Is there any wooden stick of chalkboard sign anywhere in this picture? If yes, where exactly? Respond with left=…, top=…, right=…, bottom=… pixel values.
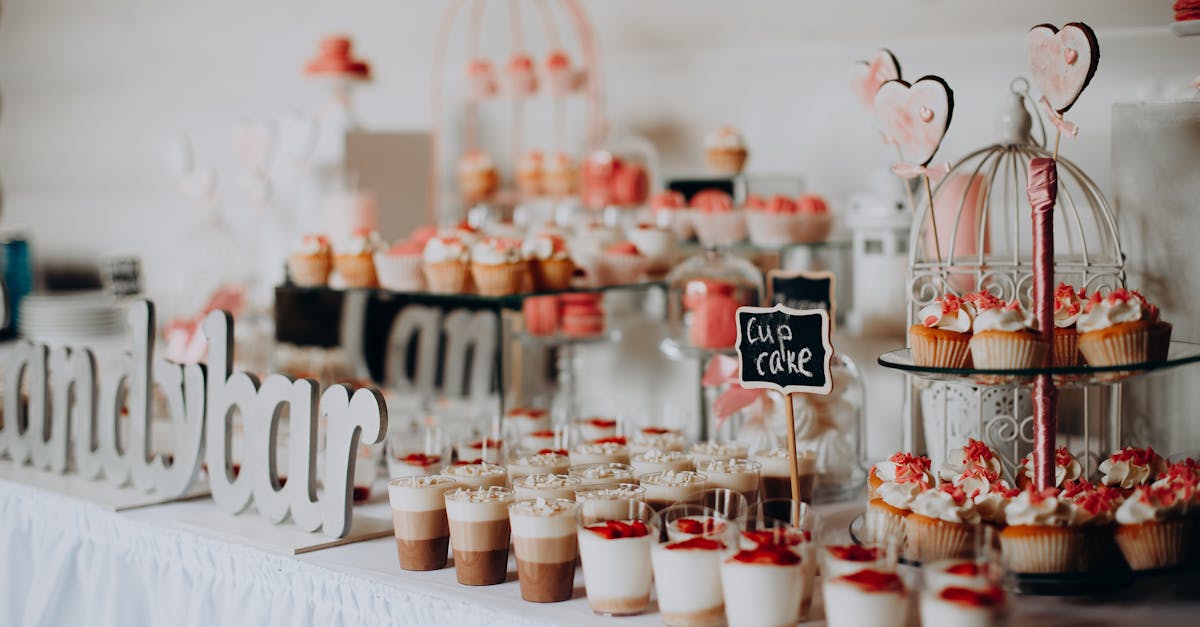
left=734, top=304, right=834, bottom=505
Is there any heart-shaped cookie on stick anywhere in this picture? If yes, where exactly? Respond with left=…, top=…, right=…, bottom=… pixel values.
left=874, top=76, right=954, bottom=168
left=1026, top=23, right=1099, bottom=114
left=850, top=49, right=902, bottom=110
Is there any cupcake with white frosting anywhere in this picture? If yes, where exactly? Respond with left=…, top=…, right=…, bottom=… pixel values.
left=968, top=295, right=1047, bottom=369
left=288, top=233, right=333, bottom=286
left=334, top=228, right=385, bottom=288
left=952, top=466, right=1017, bottom=525
left=1052, top=283, right=1086, bottom=366
left=704, top=125, right=748, bottom=175
left=470, top=237, right=528, bottom=296
left=521, top=233, right=574, bottom=291
left=1114, top=484, right=1191, bottom=570
left=1017, top=446, right=1083, bottom=489
left=998, top=487, right=1094, bottom=573
left=866, top=477, right=924, bottom=546
left=422, top=235, right=471, bottom=293
left=1099, top=446, right=1168, bottom=494
left=909, top=293, right=973, bottom=369
left=868, top=452, right=934, bottom=497
left=1077, top=289, right=1172, bottom=366
left=905, top=484, right=981, bottom=562
left=937, top=438, right=1003, bottom=484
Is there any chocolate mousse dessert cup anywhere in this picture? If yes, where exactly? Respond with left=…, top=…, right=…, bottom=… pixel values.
left=698, top=459, right=762, bottom=506
left=639, top=470, right=708, bottom=511
left=513, top=473, right=582, bottom=502
left=387, top=475, right=459, bottom=571
left=444, top=486, right=516, bottom=586
left=509, top=498, right=580, bottom=603
left=754, top=448, right=816, bottom=506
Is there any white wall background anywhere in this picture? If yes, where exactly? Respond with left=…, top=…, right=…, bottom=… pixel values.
left=2, top=0, right=1199, bottom=456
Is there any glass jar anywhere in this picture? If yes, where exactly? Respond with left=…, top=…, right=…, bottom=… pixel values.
left=661, top=248, right=764, bottom=357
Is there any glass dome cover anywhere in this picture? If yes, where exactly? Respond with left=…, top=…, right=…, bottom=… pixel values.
left=661, top=248, right=764, bottom=358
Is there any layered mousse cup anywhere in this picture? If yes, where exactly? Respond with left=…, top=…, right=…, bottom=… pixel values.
left=387, top=475, right=458, bottom=571
left=513, top=473, right=581, bottom=501
left=652, top=505, right=735, bottom=627
left=754, top=447, right=816, bottom=504
left=444, top=486, right=515, bottom=586
left=570, top=438, right=631, bottom=465
left=629, top=427, right=688, bottom=455
left=569, top=462, right=636, bottom=490
left=442, top=460, right=507, bottom=490
left=509, top=498, right=580, bottom=603
left=697, top=459, right=762, bottom=505
left=690, top=442, right=749, bottom=467
left=639, top=470, right=707, bottom=511
left=630, top=448, right=695, bottom=476
left=577, top=498, right=658, bottom=616
left=507, top=450, right=571, bottom=482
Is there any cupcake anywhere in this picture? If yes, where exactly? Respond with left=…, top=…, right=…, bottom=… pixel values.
left=704, top=125, right=748, bottom=175
left=937, top=438, right=1002, bottom=484
left=288, top=233, right=333, bottom=286
left=868, top=452, right=934, bottom=498
left=746, top=194, right=802, bottom=247
left=333, top=228, right=384, bottom=288
left=1099, top=447, right=1168, bottom=493
left=543, top=153, right=578, bottom=197
left=1052, top=283, right=1086, bottom=367
left=515, top=150, right=544, bottom=197
left=968, top=297, right=1047, bottom=369
left=1017, top=446, right=1083, bottom=489
left=905, top=484, right=981, bottom=562
left=1077, top=289, right=1171, bottom=366
left=908, top=293, right=973, bottom=369
left=1114, top=484, right=1191, bottom=570
left=689, top=189, right=745, bottom=247
left=470, top=237, right=528, bottom=296
left=650, top=190, right=694, bottom=240
left=593, top=242, right=648, bottom=286
left=1064, top=480, right=1127, bottom=571
left=999, top=487, right=1088, bottom=573
left=866, top=478, right=924, bottom=546
left=626, top=223, right=676, bottom=276
left=522, top=233, right=575, bottom=291
left=953, top=467, right=1017, bottom=526
left=457, top=150, right=499, bottom=203
left=794, top=194, right=834, bottom=244
left=374, top=240, right=425, bottom=291
left=422, top=235, right=471, bottom=294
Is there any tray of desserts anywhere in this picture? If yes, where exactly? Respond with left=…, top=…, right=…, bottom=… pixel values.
left=882, top=287, right=1200, bottom=387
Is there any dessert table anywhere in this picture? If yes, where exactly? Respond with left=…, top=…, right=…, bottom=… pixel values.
left=4, top=478, right=1200, bottom=627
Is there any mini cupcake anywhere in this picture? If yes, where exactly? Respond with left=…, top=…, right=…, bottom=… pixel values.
left=867, top=478, right=924, bottom=546
left=937, top=438, right=1003, bottom=484
left=374, top=240, right=425, bottom=291
left=543, top=153, right=578, bottom=197
left=745, top=194, right=802, bottom=247
left=953, top=466, right=1017, bottom=525
left=333, top=228, right=384, bottom=288
left=905, top=483, right=981, bottom=562
left=704, top=125, right=748, bottom=175
left=689, top=189, right=745, bottom=247
left=1114, top=484, right=1191, bottom=570
left=626, top=223, right=676, bottom=276
left=522, top=233, right=575, bottom=291
left=868, top=452, right=934, bottom=497
left=1052, top=283, right=1086, bottom=367
left=422, top=235, right=471, bottom=294
left=650, top=190, right=694, bottom=240
left=470, top=237, right=528, bottom=296
left=1077, top=289, right=1171, bottom=366
left=908, top=293, right=973, bottom=369
left=288, top=233, right=333, bottom=286
left=457, top=150, right=499, bottom=203
left=515, top=150, right=544, bottom=197
left=999, top=487, right=1087, bottom=573
left=1017, top=446, right=1083, bottom=489
left=503, top=52, right=538, bottom=97
left=794, top=194, right=834, bottom=244
left=594, top=242, right=648, bottom=286
left=968, top=297, right=1047, bottom=369
left=1099, top=447, right=1168, bottom=493
left=1064, top=480, right=1127, bottom=570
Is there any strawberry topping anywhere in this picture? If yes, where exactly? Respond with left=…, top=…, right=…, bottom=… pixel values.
left=939, top=586, right=1005, bottom=607
left=741, top=529, right=807, bottom=547
left=665, top=537, right=726, bottom=551
left=1075, top=490, right=1118, bottom=516
left=452, top=459, right=485, bottom=466
left=528, top=430, right=556, bottom=438
left=963, top=438, right=995, bottom=463
left=1109, top=447, right=1161, bottom=467
left=585, top=519, right=650, bottom=539
left=401, top=453, right=441, bottom=467
left=641, top=427, right=674, bottom=435
left=1060, top=479, right=1093, bottom=499
left=944, top=562, right=983, bottom=576
left=826, top=545, right=879, bottom=562
left=468, top=438, right=504, bottom=450
left=583, top=418, right=618, bottom=429
left=675, top=517, right=726, bottom=536
left=730, top=544, right=802, bottom=566
left=940, top=483, right=969, bottom=505
left=592, top=436, right=628, bottom=446
left=837, top=570, right=905, bottom=593
left=535, top=448, right=568, bottom=457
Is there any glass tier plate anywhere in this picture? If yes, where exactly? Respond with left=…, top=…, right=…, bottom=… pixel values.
left=281, top=280, right=664, bottom=308
left=516, top=329, right=622, bottom=347
left=658, top=337, right=736, bottom=361
left=876, top=340, right=1200, bottom=388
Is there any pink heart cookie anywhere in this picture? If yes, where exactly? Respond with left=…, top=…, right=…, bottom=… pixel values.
left=874, top=76, right=954, bottom=167
left=1026, top=22, right=1099, bottom=113
left=850, top=48, right=902, bottom=110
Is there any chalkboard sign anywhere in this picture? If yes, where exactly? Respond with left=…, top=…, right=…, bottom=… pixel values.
left=767, top=270, right=835, bottom=323
left=734, top=304, right=833, bottom=395
left=103, top=255, right=143, bottom=297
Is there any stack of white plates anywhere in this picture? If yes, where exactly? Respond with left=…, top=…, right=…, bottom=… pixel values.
left=18, top=292, right=128, bottom=343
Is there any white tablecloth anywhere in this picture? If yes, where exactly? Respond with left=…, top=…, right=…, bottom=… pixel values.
left=4, top=478, right=1200, bottom=627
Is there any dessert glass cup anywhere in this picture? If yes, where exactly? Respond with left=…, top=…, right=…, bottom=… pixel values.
left=513, top=473, right=582, bottom=501
left=753, top=448, right=817, bottom=504
left=821, top=565, right=910, bottom=627
left=748, top=498, right=822, bottom=619
left=502, top=407, right=553, bottom=440
left=444, top=486, right=515, bottom=586
left=699, top=488, right=750, bottom=531
left=385, top=426, right=450, bottom=479
left=569, top=442, right=632, bottom=466
left=568, top=462, right=636, bottom=491
left=918, top=534, right=1009, bottom=627
left=387, top=475, right=458, bottom=571
left=630, top=449, right=696, bottom=476
left=652, top=505, right=736, bottom=627
left=690, top=441, right=750, bottom=467
left=576, top=498, right=659, bottom=616
left=574, top=416, right=621, bottom=443
left=441, top=461, right=508, bottom=490
left=455, top=437, right=506, bottom=465
left=720, top=516, right=805, bottom=627
left=506, top=451, right=571, bottom=483
left=509, top=498, right=580, bottom=603
left=520, top=423, right=571, bottom=453
left=697, top=458, right=762, bottom=505
left=638, top=470, right=707, bottom=511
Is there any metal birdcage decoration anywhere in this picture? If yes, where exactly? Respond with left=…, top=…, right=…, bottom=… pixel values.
left=903, top=78, right=1127, bottom=477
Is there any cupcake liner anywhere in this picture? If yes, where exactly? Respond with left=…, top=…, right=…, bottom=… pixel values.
left=471, top=261, right=528, bottom=296
left=1078, top=323, right=1151, bottom=367
left=334, top=253, right=379, bottom=288
left=543, top=171, right=576, bottom=197
left=373, top=253, right=425, bottom=291
left=1053, top=328, right=1080, bottom=367
left=423, top=260, right=471, bottom=294
left=705, top=148, right=747, bottom=174
left=594, top=255, right=648, bottom=286
left=1115, top=519, right=1190, bottom=570
left=746, top=211, right=801, bottom=247
left=969, top=331, right=1048, bottom=369
left=458, top=170, right=498, bottom=201
left=999, top=525, right=1087, bottom=573
left=904, top=513, right=974, bottom=562
left=691, top=210, right=747, bottom=247
left=865, top=500, right=907, bottom=545
left=1149, top=321, right=1173, bottom=362
left=529, top=258, right=576, bottom=291
left=288, top=253, right=332, bottom=287
left=908, top=327, right=972, bottom=369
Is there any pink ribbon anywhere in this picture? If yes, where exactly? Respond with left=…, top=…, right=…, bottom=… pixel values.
left=702, top=355, right=766, bottom=422
left=890, top=161, right=950, bottom=180
left=1040, top=96, right=1079, bottom=137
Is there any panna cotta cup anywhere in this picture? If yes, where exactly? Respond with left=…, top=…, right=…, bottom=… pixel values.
left=569, top=462, right=636, bottom=491
left=699, top=488, right=751, bottom=530
left=387, top=475, right=458, bottom=571
left=639, top=470, right=707, bottom=511
left=504, top=407, right=552, bottom=439
left=577, top=498, right=658, bottom=616
left=385, top=426, right=451, bottom=479
left=444, top=486, right=515, bottom=586
left=923, top=559, right=1004, bottom=592
left=575, top=483, right=647, bottom=518
left=570, top=438, right=631, bottom=465
left=455, top=437, right=506, bottom=465
left=919, top=584, right=1008, bottom=627
left=630, top=448, right=695, bottom=476
left=507, top=450, right=571, bottom=482
left=513, top=473, right=581, bottom=501
left=720, top=518, right=805, bottom=627
left=575, top=416, right=620, bottom=442
left=697, top=458, right=762, bottom=505
left=629, top=427, right=688, bottom=455
left=652, top=505, right=735, bottom=627
left=509, top=497, right=580, bottom=603
left=441, top=461, right=507, bottom=490
left=822, top=568, right=910, bottom=627
left=521, top=428, right=566, bottom=452
left=690, top=441, right=749, bottom=467
left=748, top=498, right=820, bottom=618
left=753, top=447, right=816, bottom=503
